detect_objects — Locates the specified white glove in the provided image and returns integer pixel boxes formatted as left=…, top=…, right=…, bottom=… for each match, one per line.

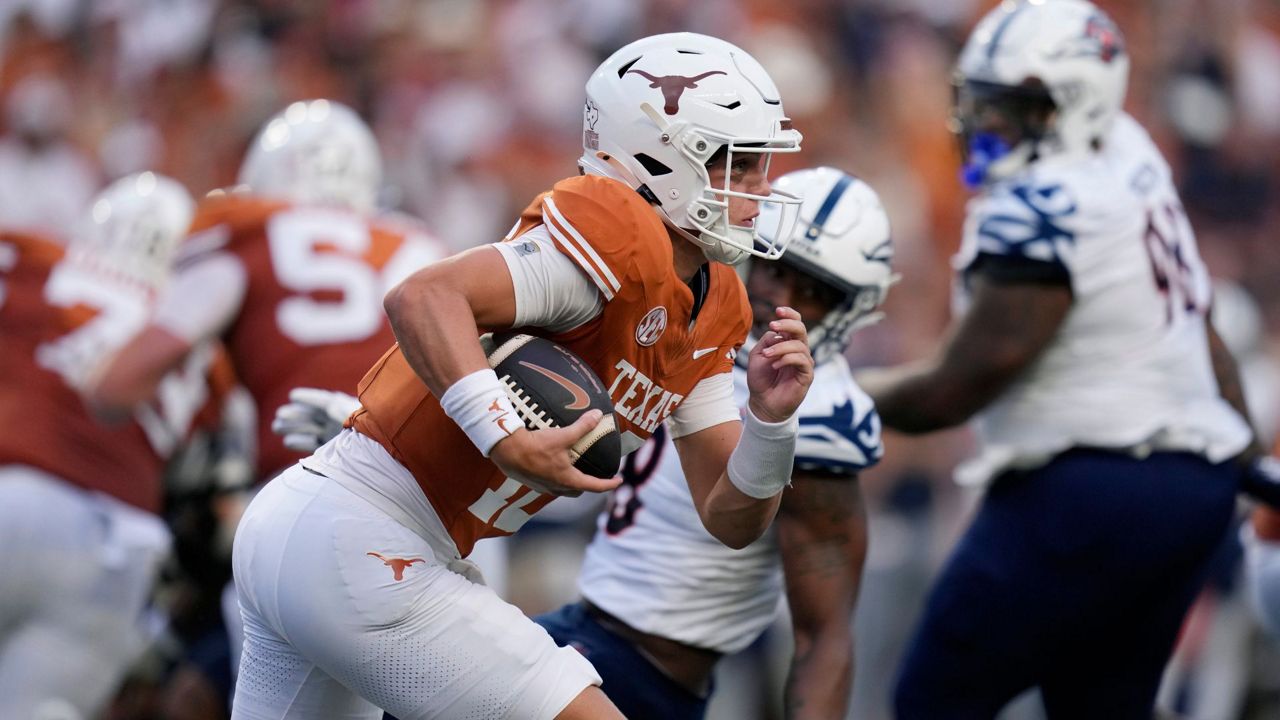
left=272, top=387, right=362, bottom=453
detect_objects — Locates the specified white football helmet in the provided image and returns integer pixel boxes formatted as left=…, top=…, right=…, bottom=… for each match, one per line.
left=953, top=0, right=1129, bottom=186
left=70, top=172, right=195, bottom=291
left=238, top=99, right=381, bottom=213
left=754, top=167, right=896, bottom=364
left=579, top=32, right=803, bottom=265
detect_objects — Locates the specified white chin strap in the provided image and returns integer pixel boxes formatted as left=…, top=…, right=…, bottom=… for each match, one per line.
left=706, top=239, right=749, bottom=265
left=665, top=220, right=749, bottom=265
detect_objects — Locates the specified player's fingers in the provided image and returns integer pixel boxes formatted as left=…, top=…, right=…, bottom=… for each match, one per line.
left=761, top=339, right=810, bottom=360
left=774, top=305, right=801, bottom=322
left=271, top=412, right=322, bottom=435
left=559, top=409, right=604, bottom=442
left=560, top=468, right=623, bottom=494
left=288, top=387, right=335, bottom=406
left=772, top=352, right=816, bottom=373
left=755, top=329, right=786, bottom=350
left=326, top=393, right=362, bottom=419
left=273, top=425, right=323, bottom=446
left=767, top=317, right=808, bottom=340
left=274, top=403, right=317, bottom=422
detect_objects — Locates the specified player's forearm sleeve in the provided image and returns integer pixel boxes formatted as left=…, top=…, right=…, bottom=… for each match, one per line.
left=726, top=404, right=798, bottom=499
left=667, top=372, right=738, bottom=439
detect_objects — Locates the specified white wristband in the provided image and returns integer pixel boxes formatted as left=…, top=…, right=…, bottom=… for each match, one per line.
left=439, top=369, right=520, bottom=457
left=726, top=405, right=799, bottom=499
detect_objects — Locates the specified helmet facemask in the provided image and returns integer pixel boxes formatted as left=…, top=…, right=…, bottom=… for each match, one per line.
left=630, top=102, right=802, bottom=265
left=775, top=251, right=896, bottom=365
left=951, top=77, right=1058, bottom=188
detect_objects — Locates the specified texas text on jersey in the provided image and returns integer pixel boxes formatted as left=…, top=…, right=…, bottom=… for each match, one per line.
left=349, top=174, right=750, bottom=556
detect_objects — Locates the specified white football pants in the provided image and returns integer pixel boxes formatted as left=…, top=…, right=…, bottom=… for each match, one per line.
left=0, top=466, right=170, bottom=720
left=230, top=464, right=598, bottom=720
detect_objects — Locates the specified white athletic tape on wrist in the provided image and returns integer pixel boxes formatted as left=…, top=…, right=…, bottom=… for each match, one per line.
left=726, top=405, right=799, bottom=499
left=439, top=368, right=520, bottom=457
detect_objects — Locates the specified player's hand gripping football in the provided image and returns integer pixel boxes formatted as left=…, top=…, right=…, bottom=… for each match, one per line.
left=489, top=411, right=623, bottom=498
left=746, top=306, right=814, bottom=423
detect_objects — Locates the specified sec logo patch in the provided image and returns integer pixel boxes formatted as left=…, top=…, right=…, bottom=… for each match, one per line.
left=635, top=306, right=667, bottom=347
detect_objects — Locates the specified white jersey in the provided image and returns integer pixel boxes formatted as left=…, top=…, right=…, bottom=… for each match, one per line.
left=577, top=355, right=882, bottom=653
left=953, top=113, right=1252, bottom=486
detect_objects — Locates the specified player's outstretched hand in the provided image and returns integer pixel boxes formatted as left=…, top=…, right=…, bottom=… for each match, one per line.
left=272, top=387, right=362, bottom=452
left=746, top=306, right=814, bottom=423
left=489, top=410, right=623, bottom=497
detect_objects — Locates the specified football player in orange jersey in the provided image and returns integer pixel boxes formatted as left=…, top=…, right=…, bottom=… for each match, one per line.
left=228, top=33, right=813, bottom=720
left=85, top=99, right=449, bottom=716
left=0, top=173, right=220, bottom=719
left=89, top=100, right=447, bottom=486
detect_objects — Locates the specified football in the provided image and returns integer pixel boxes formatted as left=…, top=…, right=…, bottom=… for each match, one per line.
left=482, top=333, right=622, bottom=479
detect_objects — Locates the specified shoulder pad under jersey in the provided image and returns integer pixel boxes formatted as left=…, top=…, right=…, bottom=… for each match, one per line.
left=795, top=363, right=884, bottom=475
left=964, top=177, right=1080, bottom=278
left=179, top=193, right=287, bottom=266
left=539, top=175, right=671, bottom=303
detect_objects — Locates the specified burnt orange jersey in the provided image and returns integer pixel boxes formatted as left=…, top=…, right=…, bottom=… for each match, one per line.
left=352, top=175, right=750, bottom=556
left=184, top=193, right=446, bottom=480
left=0, top=232, right=169, bottom=512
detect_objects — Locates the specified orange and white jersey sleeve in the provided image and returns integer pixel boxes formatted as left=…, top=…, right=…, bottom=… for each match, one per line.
left=492, top=228, right=603, bottom=334
left=510, top=175, right=666, bottom=304
left=665, top=371, right=737, bottom=439
left=537, top=177, right=634, bottom=303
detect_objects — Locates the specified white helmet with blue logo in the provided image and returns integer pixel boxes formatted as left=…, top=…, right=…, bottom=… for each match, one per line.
left=952, top=0, right=1130, bottom=186
left=755, top=166, right=896, bottom=363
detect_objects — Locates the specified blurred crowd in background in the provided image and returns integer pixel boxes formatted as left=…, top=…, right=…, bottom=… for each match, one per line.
left=2, top=0, right=1279, bottom=718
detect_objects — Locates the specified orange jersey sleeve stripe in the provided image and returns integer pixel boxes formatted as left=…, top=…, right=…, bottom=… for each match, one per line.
left=542, top=197, right=621, bottom=300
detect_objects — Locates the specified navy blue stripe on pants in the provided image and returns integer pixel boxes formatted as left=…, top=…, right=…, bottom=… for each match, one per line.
left=894, top=449, right=1238, bottom=720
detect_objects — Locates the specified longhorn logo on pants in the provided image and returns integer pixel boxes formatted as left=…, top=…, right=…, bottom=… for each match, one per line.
left=367, top=551, right=425, bottom=581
